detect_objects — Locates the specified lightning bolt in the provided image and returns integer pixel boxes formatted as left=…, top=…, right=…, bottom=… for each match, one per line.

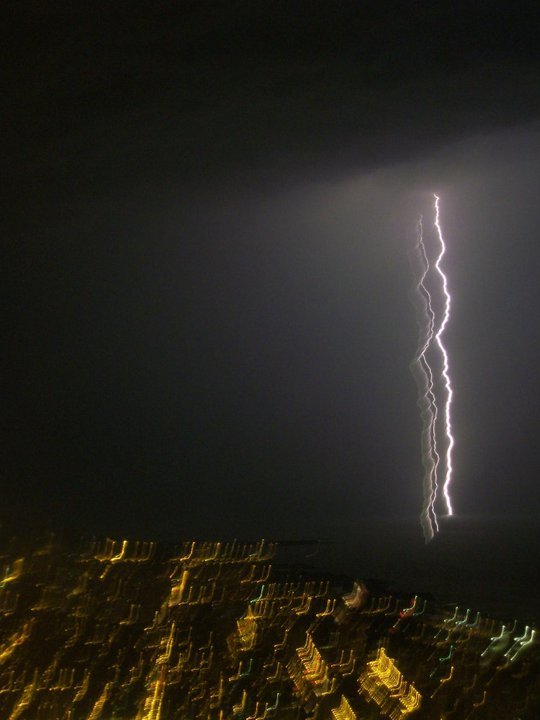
left=409, top=195, right=455, bottom=539
left=433, top=194, right=454, bottom=516
left=409, top=216, right=440, bottom=541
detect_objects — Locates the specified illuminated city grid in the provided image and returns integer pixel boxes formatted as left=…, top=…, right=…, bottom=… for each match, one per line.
left=0, top=537, right=538, bottom=718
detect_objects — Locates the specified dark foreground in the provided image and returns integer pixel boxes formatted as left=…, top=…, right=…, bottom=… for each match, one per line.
left=0, top=536, right=538, bottom=719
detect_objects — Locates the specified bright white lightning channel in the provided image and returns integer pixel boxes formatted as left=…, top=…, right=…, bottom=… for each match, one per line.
left=433, top=194, right=454, bottom=517
left=410, top=195, right=455, bottom=539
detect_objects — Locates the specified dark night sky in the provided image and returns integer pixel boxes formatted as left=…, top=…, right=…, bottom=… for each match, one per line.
left=3, top=1, right=540, bottom=543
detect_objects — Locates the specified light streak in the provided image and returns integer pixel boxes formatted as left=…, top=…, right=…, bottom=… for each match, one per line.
left=409, top=194, right=456, bottom=536
left=358, top=648, right=422, bottom=718
left=409, top=216, right=439, bottom=540
left=433, top=194, right=455, bottom=516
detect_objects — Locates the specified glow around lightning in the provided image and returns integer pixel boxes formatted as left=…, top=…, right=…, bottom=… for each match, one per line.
left=409, top=194, right=455, bottom=539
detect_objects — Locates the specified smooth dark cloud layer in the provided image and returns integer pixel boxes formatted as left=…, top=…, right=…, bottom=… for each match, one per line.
left=4, top=1, right=540, bottom=203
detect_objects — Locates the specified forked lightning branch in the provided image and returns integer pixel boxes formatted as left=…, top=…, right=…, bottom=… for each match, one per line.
left=410, top=194, right=455, bottom=541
